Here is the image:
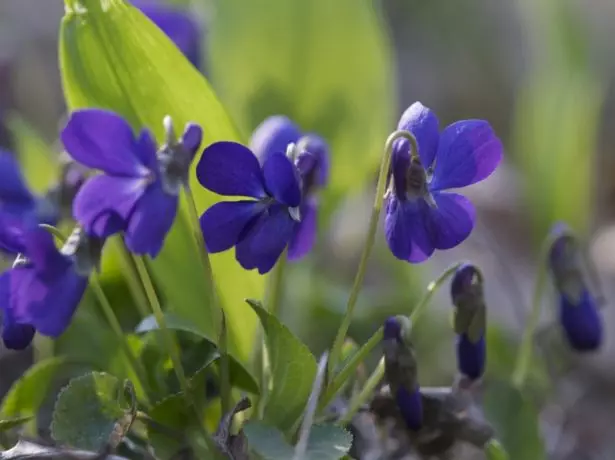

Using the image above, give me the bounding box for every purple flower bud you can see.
[456,333,486,380]
[395,385,423,431]
[559,289,602,352]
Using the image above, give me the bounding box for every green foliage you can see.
[483,379,546,460]
[247,300,317,431]
[59,0,263,361]
[243,422,352,460]
[206,0,395,207]
[0,416,33,433]
[485,439,510,460]
[50,372,130,451]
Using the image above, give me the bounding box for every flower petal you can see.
[430,120,503,191]
[61,109,150,177]
[389,138,411,200]
[196,142,266,198]
[425,192,476,250]
[250,115,301,164]
[200,200,264,253]
[21,226,70,276]
[395,386,423,431]
[124,183,178,258]
[384,196,434,263]
[181,123,203,159]
[456,333,486,380]
[0,271,35,350]
[263,153,301,207]
[0,212,27,254]
[134,129,160,172]
[288,198,317,261]
[560,289,602,352]
[296,134,330,191]
[73,175,147,238]
[10,265,88,337]
[397,102,440,168]
[235,204,296,274]
[0,151,35,214]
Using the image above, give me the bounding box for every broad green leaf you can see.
[244,422,352,460]
[247,300,317,431]
[51,372,126,451]
[0,416,33,433]
[207,0,395,204]
[136,313,259,393]
[7,114,58,193]
[148,394,189,459]
[483,379,546,460]
[59,0,263,360]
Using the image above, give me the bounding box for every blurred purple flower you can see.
[385,102,503,263]
[61,109,201,258]
[0,150,58,255]
[133,0,201,68]
[0,228,90,349]
[197,141,302,274]
[548,223,603,352]
[250,116,330,260]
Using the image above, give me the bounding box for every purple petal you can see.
[389,138,411,200]
[61,109,151,177]
[124,183,178,258]
[10,265,88,337]
[73,175,147,238]
[134,129,160,172]
[262,153,301,207]
[430,120,503,191]
[0,212,27,254]
[296,134,330,192]
[196,142,266,198]
[250,115,301,164]
[395,386,423,431]
[425,192,476,250]
[288,198,317,261]
[397,102,440,168]
[457,333,486,380]
[21,226,69,276]
[384,196,434,263]
[135,0,201,68]
[0,151,35,213]
[235,204,297,274]
[560,289,602,352]
[200,200,265,253]
[181,123,203,159]
[0,271,35,350]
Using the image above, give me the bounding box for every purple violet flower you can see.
[61,109,201,258]
[197,141,302,274]
[385,102,503,263]
[0,227,97,349]
[548,223,603,352]
[250,115,330,260]
[133,0,201,69]
[451,263,486,381]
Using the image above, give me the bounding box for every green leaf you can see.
[0,416,34,433]
[136,313,259,394]
[207,0,395,204]
[0,357,65,434]
[483,379,546,460]
[244,422,352,460]
[50,372,126,451]
[485,440,510,460]
[59,0,263,361]
[246,300,317,431]
[148,394,189,459]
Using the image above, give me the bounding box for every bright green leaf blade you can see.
[0,416,34,433]
[243,422,294,460]
[136,313,259,393]
[51,372,124,451]
[247,300,317,431]
[485,439,510,460]
[207,0,395,202]
[59,0,263,360]
[483,379,546,460]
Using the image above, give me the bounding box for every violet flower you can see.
[451,263,486,381]
[548,223,603,352]
[197,141,302,274]
[250,115,330,260]
[0,227,98,350]
[133,0,201,69]
[385,102,503,263]
[61,109,202,258]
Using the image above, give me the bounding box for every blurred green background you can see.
[1,0,615,457]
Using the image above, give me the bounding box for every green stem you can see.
[512,236,552,388]
[335,263,461,422]
[328,130,419,377]
[90,276,151,407]
[114,238,152,320]
[219,313,231,416]
[265,251,288,316]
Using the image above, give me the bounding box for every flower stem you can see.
[114,238,152,320]
[334,263,461,422]
[327,130,419,377]
[90,275,151,407]
[265,251,288,316]
[512,235,553,388]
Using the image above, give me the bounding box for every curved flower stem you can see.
[90,276,151,408]
[327,130,419,377]
[512,234,555,388]
[114,238,153,320]
[334,263,462,423]
[266,251,288,317]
